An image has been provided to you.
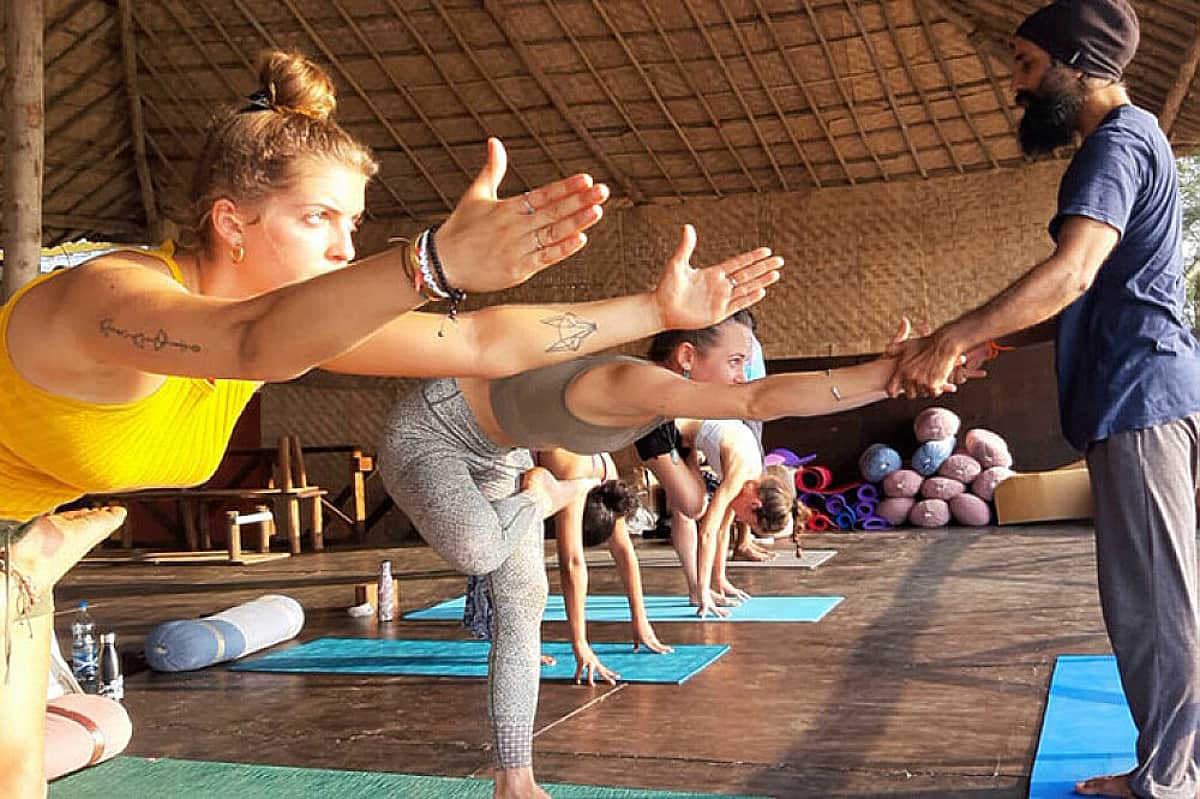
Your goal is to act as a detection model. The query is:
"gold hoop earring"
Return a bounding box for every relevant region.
[231,243,245,265]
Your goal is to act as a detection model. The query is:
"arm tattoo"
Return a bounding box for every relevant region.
[540,312,598,353]
[99,318,201,353]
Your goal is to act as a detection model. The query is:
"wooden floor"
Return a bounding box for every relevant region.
[57,523,1112,798]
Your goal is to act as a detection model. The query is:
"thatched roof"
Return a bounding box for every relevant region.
[10,0,1200,244]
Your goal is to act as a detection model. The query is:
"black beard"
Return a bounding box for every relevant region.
[1016,71,1086,156]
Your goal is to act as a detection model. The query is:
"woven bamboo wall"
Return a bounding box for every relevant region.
[264,160,1066,536]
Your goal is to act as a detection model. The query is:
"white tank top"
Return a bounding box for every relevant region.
[693,419,762,481]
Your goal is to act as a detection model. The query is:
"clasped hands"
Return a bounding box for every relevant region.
[883,318,991,399]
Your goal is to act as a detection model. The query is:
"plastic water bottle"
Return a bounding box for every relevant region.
[70,601,98,694]
[377,560,395,622]
[97,632,124,701]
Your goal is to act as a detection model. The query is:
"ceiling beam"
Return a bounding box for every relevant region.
[381,0,533,191]
[717,0,819,189]
[876,1,962,175]
[485,0,646,203]
[756,0,854,186]
[802,0,889,181]
[843,0,925,179]
[118,0,157,236]
[1160,22,1200,139]
[643,1,760,192]
[910,0,999,170]
[590,0,723,197]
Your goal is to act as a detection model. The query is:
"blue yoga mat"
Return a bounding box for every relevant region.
[405,594,843,623]
[1029,655,1136,799]
[230,637,728,684]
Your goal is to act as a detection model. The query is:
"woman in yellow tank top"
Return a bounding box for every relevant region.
[0,51,784,799]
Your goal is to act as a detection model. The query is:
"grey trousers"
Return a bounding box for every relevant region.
[379,379,547,770]
[1086,414,1200,799]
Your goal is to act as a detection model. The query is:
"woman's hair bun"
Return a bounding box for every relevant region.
[257,50,337,121]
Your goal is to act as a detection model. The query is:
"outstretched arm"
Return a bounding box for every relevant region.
[886,215,1118,397]
[321,224,782,379]
[24,139,609,385]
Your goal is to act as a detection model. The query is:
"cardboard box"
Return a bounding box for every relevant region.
[994,464,1093,524]
[354,578,400,608]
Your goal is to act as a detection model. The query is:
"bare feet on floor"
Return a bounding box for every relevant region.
[731,541,777,562]
[521,467,597,517]
[1075,773,1136,797]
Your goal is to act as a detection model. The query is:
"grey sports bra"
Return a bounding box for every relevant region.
[488,355,667,454]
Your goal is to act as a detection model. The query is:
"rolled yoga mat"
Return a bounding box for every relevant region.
[1028,655,1135,799]
[145,594,305,672]
[406,594,843,623]
[51,757,769,799]
[45,695,132,781]
[232,638,729,684]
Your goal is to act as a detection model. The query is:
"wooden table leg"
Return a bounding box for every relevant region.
[310,495,324,552]
[280,495,301,555]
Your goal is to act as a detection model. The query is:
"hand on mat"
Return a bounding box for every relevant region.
[696,594,731,619]
[434,137,609,293]
[572,642,620,686]
[539,653,557,666]
[652,225,783,332]
[631,623,673,654]
[883,318,966,398]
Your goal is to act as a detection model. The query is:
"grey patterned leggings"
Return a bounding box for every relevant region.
[379,379,547,769]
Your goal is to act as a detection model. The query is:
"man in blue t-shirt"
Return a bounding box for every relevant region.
[889,2,1200,797]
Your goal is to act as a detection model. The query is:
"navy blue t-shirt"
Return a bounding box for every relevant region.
[1053,104,1200,450]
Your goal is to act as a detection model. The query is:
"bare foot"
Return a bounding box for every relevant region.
[732,541,777,562]
[494,766,551,799]
[521,467,596,517]
[10,507,127,590]
[1075,773,1135,797]
[539,653,556,666]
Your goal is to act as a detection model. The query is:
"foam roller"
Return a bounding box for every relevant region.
[145,594,304,672]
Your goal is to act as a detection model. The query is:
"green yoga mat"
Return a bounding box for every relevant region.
[51,757,766,798]
[230,637,729,684]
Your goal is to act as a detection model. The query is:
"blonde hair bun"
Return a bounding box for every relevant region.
[258,50,337,121]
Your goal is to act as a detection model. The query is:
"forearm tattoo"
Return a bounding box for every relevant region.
[541,312,598,353]
[99,318,201,353]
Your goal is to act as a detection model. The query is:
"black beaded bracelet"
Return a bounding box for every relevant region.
[425,224,467,334]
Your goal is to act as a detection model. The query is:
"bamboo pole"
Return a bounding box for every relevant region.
[2,0,45,301]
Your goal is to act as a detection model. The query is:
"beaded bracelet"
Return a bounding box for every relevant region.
[415,229,450,301]
[424,224,467,332]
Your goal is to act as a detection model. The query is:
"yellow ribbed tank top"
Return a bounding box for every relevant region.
[0,242,259,521]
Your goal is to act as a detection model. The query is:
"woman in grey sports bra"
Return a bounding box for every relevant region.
[378,317,971,797]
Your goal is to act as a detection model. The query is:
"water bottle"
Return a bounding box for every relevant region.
[70,601,98,694]
[377,560,395,623]
[97,632,124,701]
